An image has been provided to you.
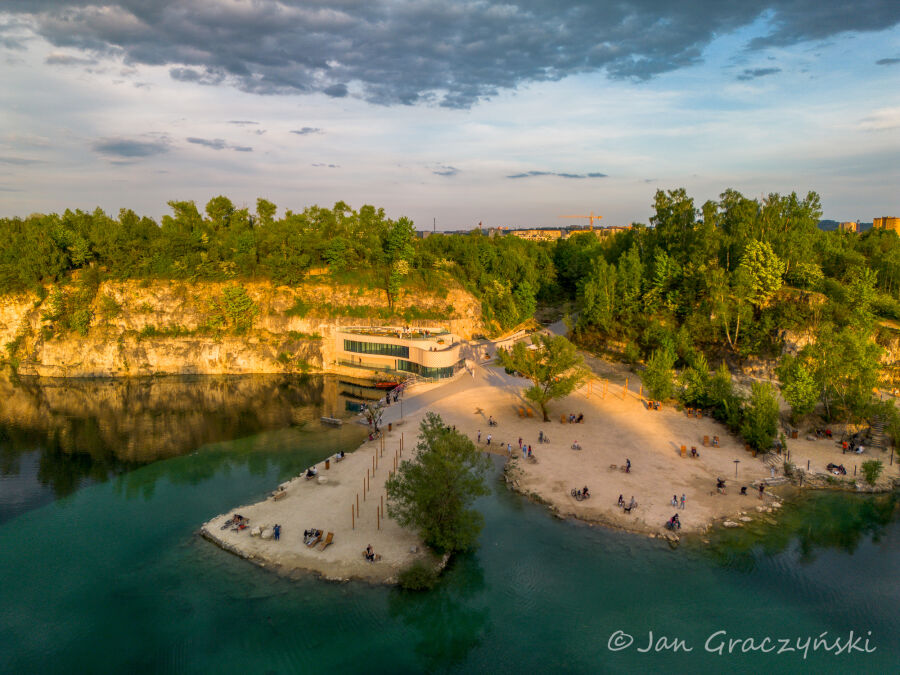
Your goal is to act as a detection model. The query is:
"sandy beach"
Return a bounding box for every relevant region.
[201,345,805,581]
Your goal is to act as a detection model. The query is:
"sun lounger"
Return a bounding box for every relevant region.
[317,532,334,551]
[526,408,534,418]
[272,489,287,501]
[680,445,687,458]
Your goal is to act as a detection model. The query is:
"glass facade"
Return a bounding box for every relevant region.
[343,339,409,358]
[396,360,458,379]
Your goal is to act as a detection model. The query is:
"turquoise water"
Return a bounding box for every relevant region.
[1,377,898,673]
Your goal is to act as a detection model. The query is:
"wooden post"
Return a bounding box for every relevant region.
[377,506,380,530]
[352,504,355,529]
[373,455,376,473]
[363,477,366,500]
[356,494,359,517]
[639,384,643,399]
[381,495,384,513]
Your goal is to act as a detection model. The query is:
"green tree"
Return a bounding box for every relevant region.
[740,382,780,451]
[385,412,491,553]
[578,257,616,332]
[861,459,883,486]
[738,239,785,309]
[380,217,415,308]
[777,355,818,422]
[497,333,587,421]
[643,342,676,400]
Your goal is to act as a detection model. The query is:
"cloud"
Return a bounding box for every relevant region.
[5,1,899,108]
[45,52,97,66]
[432,165,459,177]
[91,137,169,158]
[0,156,43,165]
[312,163,340,168]
[186,137,252,152]
[858,107,900,132]
[506,170,607,179]
[876,57,900,66]
[228,120,258,125]
[736,67,782,80]
[290,127,322,136]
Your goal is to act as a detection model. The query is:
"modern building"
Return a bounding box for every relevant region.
[333,327,464,380]
[874,217,900,232]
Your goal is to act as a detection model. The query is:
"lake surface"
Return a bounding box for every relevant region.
[1,375,897,673]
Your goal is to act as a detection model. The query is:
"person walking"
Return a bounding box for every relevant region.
[522,444,527,459]
[680,494,686,510]
[758,483,765,499]
[486,434,492,446]
[478,430,482,443]
[625,458,631,473]
[518,437,523,450]
[507,442,512,455]
[671,494,678,507]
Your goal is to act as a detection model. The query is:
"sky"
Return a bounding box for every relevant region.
[1,1,899,230]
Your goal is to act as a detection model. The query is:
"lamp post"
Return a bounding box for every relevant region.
[733,459,740,478]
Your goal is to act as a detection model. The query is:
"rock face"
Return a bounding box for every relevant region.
[0,279,483,377]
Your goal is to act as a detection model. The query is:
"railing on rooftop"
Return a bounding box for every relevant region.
[337,326,451,341]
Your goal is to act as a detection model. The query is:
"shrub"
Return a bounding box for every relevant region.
[861,459,883,486]
[397,561,439,591]
[285,296,311,318]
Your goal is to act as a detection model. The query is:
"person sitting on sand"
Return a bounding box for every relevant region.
[365,544,376,562]
[691,447,699,458]
[716,478,726,494]
[740,486,748,496]
[617,494,625,508]
[625,496,637,513]
[582,486,590,498]
[712,436,719,447]
[576,413,584,423]
[306,466,317,479]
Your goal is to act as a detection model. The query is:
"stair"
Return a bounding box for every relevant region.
[869,415,887,452]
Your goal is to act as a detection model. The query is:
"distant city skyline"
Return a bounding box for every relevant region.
[1,1,898,228]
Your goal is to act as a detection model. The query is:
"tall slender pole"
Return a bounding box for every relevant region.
[352,504,355,529]
[356,494,359,517]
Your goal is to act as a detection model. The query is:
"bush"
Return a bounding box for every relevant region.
[285,296,311,318]
[861,459,883,485]
[397,561,439,591]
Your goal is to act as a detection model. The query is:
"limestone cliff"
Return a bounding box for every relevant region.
[0,278,482,377]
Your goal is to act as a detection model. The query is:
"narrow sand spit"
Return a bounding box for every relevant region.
[203,358,779,581]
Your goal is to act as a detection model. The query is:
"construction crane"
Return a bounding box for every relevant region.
[559,211,603,230]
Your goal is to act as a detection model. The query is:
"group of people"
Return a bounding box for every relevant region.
[617,495,637,513]
[305,466,318,479]
[827,462,848,475]
[645,400,661,410]
[572,485,590,500]
[364,544,378,562]
[566,413,585,424]
[303,528,323,546]
[666,513,681,530]
[222,514,249,531]
[670,493,686,509]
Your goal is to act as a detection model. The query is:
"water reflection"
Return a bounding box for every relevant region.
[0,374,366,522]
[699,490,900,570]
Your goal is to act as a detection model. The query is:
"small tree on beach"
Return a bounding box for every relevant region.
[497,333,587,421]
[740,382,780,451]
[386,412,491,553]
[643,343,676,401]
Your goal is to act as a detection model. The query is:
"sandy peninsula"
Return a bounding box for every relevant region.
[201,344,812,582]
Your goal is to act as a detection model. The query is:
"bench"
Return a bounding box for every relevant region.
[272,490,287,501]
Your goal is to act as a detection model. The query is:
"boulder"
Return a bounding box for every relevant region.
[317,476,328,485]
[723,520,742,528]
[261,528,274,540]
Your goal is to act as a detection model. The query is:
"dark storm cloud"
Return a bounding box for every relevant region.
[5,1,900,108]
[507,170,606,179]
[876,57,900,65]
[736,67,782,80]
[290,127,322,136]
[91,137,169,158]
[186,137,252,152]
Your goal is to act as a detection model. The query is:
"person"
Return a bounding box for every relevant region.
[758,483,765,499]
[507,442,512,455]
[365,544,375,562]
[522,444,527,459]
[671,494,678,507]
[740,486,748,495]
[489,416,497,427]
[617,494,625,508]
[672,513,680,529]
[716,478,726,494]
[518,437,523,450]
[625,496,637,513]
[486,434,492,446]
[712,436,719,447]
[577,413,584,423]
[582,486,590,498]
[306,466,317,479]
[625,458,631,473]
[273,524,281,541]
[680,494,686,510]
[527,445,533,457]
[691,447,699,458]
[478,429,482,443]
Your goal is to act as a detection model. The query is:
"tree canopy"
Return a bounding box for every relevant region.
[385,412,491,553]
[497,333,587,421]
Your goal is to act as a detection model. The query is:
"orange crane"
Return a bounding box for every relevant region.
[559,211,603,230]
